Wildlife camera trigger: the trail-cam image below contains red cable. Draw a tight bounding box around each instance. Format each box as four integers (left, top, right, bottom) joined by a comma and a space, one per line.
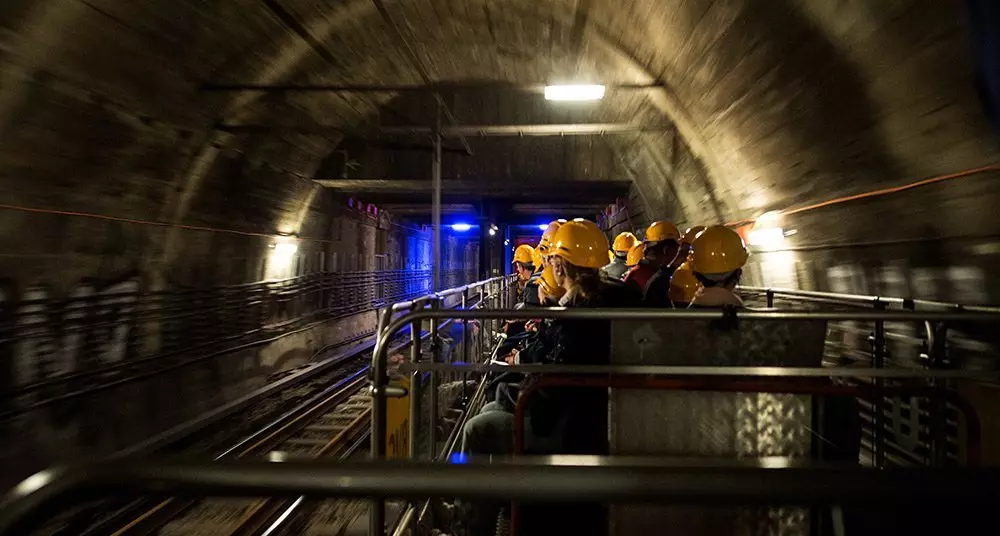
725, 163, 1000, 227
0, 203, 338, 244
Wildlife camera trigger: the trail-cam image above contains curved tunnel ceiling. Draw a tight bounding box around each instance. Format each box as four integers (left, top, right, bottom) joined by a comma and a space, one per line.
2, 0, 999, 283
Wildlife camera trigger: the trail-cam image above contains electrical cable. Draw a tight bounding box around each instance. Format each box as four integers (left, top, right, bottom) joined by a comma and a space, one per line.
725, 163, 1000, 227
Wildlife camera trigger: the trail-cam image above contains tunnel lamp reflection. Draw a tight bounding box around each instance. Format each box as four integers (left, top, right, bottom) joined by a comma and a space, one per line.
747, 227, 786, 249
544, 84, 606, 101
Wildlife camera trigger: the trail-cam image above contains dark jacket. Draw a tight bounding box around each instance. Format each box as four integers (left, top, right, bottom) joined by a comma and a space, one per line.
522, 280, 639, 454
642, 266, 677, 308
522, 272, 542, 307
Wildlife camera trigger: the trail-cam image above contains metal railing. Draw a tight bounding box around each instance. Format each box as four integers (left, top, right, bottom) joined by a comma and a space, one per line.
741, 285, 1000, 466
0, 269, 476, 409
369, 274, 517, 534
3, 459, 999, 536
371, 305, 1000, 534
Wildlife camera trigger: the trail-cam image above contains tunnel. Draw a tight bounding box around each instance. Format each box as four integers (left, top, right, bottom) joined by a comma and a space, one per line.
2, 1, 1000, 535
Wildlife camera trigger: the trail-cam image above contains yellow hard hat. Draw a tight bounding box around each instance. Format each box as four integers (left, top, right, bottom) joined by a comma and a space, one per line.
625, 243, 646, 267
681, 225, 706, 244
537, 220, 564, 254
692, 225, 749, 276
668, 262, 701, 303
644, 221, 680, 243
538, 264, 566, 300
532, 248, 543, 270
512, 244, 534, 265
612, 232, 638, 253
551, 219, 610, 269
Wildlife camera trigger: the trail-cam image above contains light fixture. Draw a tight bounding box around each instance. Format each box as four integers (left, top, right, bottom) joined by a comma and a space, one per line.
266, 236, 300, 280
544, 84, 606, 101
746, 210, 787, 250
504, 239, 510, 246
489, 228, 496, 237
747, 227, 785, 249
538, 224, 549, 231
451, 223, 472, 232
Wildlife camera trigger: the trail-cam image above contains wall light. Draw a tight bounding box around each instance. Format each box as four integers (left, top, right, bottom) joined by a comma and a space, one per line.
488, 228, 497, 237
538, 224, 549, 231
266, 236, 299, 280
747, 227, 785, 249
451, 223, 472, 232
544, 84, 606, 101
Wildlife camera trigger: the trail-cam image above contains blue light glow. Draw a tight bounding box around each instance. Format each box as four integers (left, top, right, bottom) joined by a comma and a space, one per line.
449, 452, 469, 464
538, 224, 549, 231
451, 223, 472, 232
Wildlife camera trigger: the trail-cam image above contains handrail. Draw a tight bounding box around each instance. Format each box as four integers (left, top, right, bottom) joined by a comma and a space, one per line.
741, 285, 1000, 313
371, 307, 1000, 456
370, 274, 515, 535
3, 460, 1000, 536
368, 305, 1000, 532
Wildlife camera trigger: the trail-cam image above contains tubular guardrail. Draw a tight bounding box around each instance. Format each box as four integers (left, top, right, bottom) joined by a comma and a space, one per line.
368, 274, 517, 533
3, 460, 1000, 536
370, 305, 1000, 534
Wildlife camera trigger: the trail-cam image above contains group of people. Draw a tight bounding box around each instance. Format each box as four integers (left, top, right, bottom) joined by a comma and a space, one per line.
454, 218, 752, 536
600, 220, 749, 309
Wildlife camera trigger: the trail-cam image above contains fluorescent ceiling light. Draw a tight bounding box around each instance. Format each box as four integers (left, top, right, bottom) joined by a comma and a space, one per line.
451, 223, 472, 232
544, 84, 606, 101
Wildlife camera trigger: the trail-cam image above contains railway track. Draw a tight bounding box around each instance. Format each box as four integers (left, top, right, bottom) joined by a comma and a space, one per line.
106, 373, 372, 536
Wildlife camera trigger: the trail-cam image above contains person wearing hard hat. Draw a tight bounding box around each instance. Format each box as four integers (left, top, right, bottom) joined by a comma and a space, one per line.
645, 223, 702, 307
512, 244, 535, 284
668, 261, 701, 308
688, 225, 749, 308
520, 247, 546, 308
678, 225, 705, 264
624, 243, 645, 270
601, 231, 637, 281
523, 218, 634, 534
623, 221, 681, 306
521, 221, 562, 308
534, 219, 566, 264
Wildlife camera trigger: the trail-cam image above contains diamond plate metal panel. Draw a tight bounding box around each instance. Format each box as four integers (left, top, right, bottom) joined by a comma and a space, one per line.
609, 319, 827, 535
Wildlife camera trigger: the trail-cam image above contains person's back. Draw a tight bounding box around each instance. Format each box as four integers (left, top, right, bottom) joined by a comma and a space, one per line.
623, 261, 656, 294
642, 266, 676, 307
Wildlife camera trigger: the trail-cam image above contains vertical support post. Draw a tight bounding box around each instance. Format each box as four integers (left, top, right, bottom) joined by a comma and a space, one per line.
872, 299, 887, 469
409, 301, 423, 460
370, 321, 389, 536
766, 289, 775, 308
429, 296, 441, 459
432, 102, 442, 292
462, 288, 470, 401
